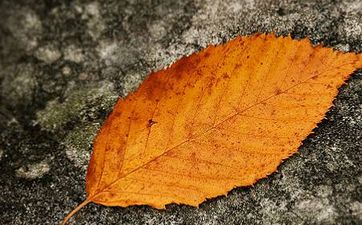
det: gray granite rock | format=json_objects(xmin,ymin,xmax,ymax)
[{"xmin": 0, "ymin": 0, "xmax": 361, "ymax": 224}]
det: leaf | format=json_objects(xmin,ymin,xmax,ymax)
[{"xmin": 61, "ymin": 33, "xmax": 362, "ymax": 224}]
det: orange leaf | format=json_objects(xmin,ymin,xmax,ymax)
[{"xmin": 61, "ymin": 33, "xmax": 362, "ymax": 224}]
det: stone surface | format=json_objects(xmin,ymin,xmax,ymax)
[
  {"xmin": 15, "ymin": 160, "xmax": 51, "ymax": 180},
  {"xmin": 0, "ymin": 0, "xmax": 361, "ymax": 224}
]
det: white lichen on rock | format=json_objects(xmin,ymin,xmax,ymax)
[
  {"xmin": 83, "ymin": 2, "xmax": 105, "ymax": 40},
  {"xmin": 121, "ymin": 72, "xmax": 144, "ymax": 97},
  {"xmin": 63, "ymin": 45, "xmax": 85, "ymax": 63},
  {"xmin": 6, "ymin": 7, "xmax": 42, "ymax": 51},
  {"xmin": 295, "ymin": 197, "xmax": 337, "ymax": 223},
  {"xmin": 16, "ymin": 160, "xmax": 50, "ymax": 180},
  {"xmin": 350, "ymin": 201, "xmax": 362, "ymax": 219},
  {"xmin": 0, "ymin": 149, "xmax": 3, "ymax": 161},
  {"xmin": 34, "ymin": 44, "xmax": 62, "ymax": 64}
]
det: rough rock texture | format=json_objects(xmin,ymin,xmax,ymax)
[{"xmin": 0, "ymin": 0, "xmax": 361, "ymax": 224}]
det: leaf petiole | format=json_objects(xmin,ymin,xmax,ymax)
[{"xmin": 61, "ymin": 198, "xmax": 92, "ymax": 225}]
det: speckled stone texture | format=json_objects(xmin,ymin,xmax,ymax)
[{"xmin": 0, "ymin": 0, "xmax": 361, "ymax": 224}]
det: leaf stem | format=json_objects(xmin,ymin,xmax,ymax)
[{"xmin": 61, "ymin": 198, "xmax": 91, "ymax": 225}]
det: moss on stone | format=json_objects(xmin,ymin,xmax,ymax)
[
  {"xmin": 36, "ymin": 81, "xmax": 117, "ymax": 131},
  {"xmin": 62, "ymin": 123, "xmax": 100, "ymax": 170}
]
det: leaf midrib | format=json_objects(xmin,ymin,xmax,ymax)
[{"xmin": 89, "ymin": 73, "xmax": 323, "ymax": 200}]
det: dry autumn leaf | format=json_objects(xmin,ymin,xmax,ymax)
[{"xmin": 61, "ymin": 33, "xmax": 362, "ymax": 224}]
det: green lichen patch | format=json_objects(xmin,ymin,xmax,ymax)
[
  {"xmin": 62, "ymin": 123, "xmax": 100, "ymax": 170},
  {"xmin": 35, "ymin": 81, "xmax": 117, "ymax": 131}
]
